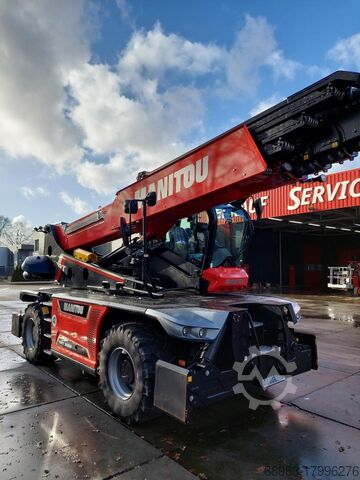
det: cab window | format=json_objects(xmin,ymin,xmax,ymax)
[{"xmin": 165, "ymin": 212, "xmax": 210, "ymax": 265}]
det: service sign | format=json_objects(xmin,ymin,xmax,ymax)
[{"xmin": 244, "ymin": 167, "xmax": 360, "ymax": 218}]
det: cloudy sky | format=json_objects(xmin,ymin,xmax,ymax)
[{"xmin": 1, "ymin": 0, "xmax": 360, "ymax": 227}]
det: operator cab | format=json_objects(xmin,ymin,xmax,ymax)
[
  {"xmin": 149, "ymin": 205, "xmax": 254, "ymax": 292},
  {"xmin": 165, "ymin": 205, "xmax": 252, "ymax": 269},
  {"xmin": 213, "ymin": 205, "xmax": 251, "ymax": 267},
  {"xmin": 97, "ymin": 200, "xmax": 259, "ymax": 294}
]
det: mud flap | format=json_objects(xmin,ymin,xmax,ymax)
[
  {"xmin": 292, "ymin": 331, "xmax": 318, "ymax": 372},
  {"xmin": 154, "ymin": 360, "xmax": 191, "ymax": 422},
  {"xmin": 11, "ymin": 312, "xmax": 23, "ymax": 337}
]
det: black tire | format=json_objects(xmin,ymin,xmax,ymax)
[
  {"xmin": 98, "ymin": 323, "xmax": 163, "ymax": 423},
  {"xmin": 22, "ymin": 303, "xmax": 54, "ymax": 365}
]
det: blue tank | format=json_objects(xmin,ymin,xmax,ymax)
[{"xmin": 22, "ymin": 255, "xmax": 55, "ymax": 280}]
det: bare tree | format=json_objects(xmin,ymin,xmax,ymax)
[
  {"xmin": 0, "ymin": 218, "xmax": 33, "ymax": 249},
  {"xmin": 0, "ymin": 215, "xmax": 10, "ymax": 238}
]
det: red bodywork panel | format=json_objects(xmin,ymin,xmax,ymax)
[
  {"xmin": 202, "ymin": 267, "xmax": 249, "ymax": 293},
  {"xmin": 57, "ymin": 253, "xmax": 125, "ymax": 284},
  {"xmin": 51, "ymin": 298, "xmax": 107, "ymax": 369},
  {"xmin": 54, "ymin": 126, "xmax": 271, "ymax": 251}
]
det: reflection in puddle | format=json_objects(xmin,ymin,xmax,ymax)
[{"xmin": 302, "ymin": 309, "xmax": 360, "ymax": 327}]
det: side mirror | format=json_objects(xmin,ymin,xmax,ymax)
[
  {"xmin": 253, "ymin": 198, "xmax": 263, "ymax": 221},
  {"xmin": 146, "ymin": 191, "xmax": 157, "ymax": 207},
  {"xmin": 124, "ymin": 199, "xmax": 138, "ymax": 214},
  {"xmin": 120, "ymin": 218, "xmax": 131, "ymax": 247}
]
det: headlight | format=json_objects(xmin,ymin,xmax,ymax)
[
  {"xmin": 182, "ymin": 326, "xmax": 192, "ymax": 336},
  {"xmin": 198, "ymin": 328, "xmax": 207, "ymax": 338}
]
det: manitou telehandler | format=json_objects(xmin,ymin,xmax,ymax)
[{"xmin": 12, "ymin": 71, "xmax": 360, "ymax": 422}]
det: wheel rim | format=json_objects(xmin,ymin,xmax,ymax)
[
  {"xmin": 108, "ymin": 347, "xmax": 135, "ymax": 400},
  {"xmin": 24, "ymin": 318, "xmax": 36, "ymax": 349}
]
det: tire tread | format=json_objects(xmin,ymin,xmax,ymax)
[
  {"xmin": 22, "ymin": 303, "xmax": 54, "ymax": 365},
  {"xmin": 98, "ymin": 323, "xmax": 163, "ymax": 424}
]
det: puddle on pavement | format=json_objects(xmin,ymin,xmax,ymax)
[
  {"xmin": 0, "ymin": 365, "xmax": 73, "ymax": 414},
  {"xmin": 132, "ymin": 397, "xmax": 359, "ymax": 480},
  {"xmin": 261, "ymin": 291, "xmax": 360, "ymax": 327},
  {"xmin": 301, "ymin": 310, "xmax": 360, "ymax": 327},
  {"xmin": 0, "ymin": 396, "xmax": 159, "ymax": 480},
  {"xmin": 293, "ymin": 299, "xmax": 360, "ymax": 327},
  {"xmin": 0, "ymin": 347, "xmax": 26, "ymax": 371}
]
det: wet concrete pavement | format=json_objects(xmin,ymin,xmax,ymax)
[
  {"xmin": 0, "ymin": 283, "xmax": 359, "ymax": 479},
  {"xmin": 0, "ymin": 284, "xmax": 195, "ymax": 480}
]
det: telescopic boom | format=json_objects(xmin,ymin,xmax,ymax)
[{"xmin": 54, "ymin": 71, "xmax": 360, "ymax": 251}]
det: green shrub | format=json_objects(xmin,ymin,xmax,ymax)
[{"xmin": 11, "ymin": 266, "xmax": 24, "ymax": 282}]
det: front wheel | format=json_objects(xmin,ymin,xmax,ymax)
[
  {"xmin": 98, "ymin": 323, "xmax": 163, "ymax": 423},
  {"xmin": 22, "ymin": 304, "xmax": 54, "ymax": 364}
]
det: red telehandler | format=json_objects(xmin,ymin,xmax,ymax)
[{"xmin": 12, "ymin": 71, "xmax": 360, "ymax": 422}]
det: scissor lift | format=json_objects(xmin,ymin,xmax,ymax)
[{"xmin": 328, "ymin": 265, "xmax": 360, "ymax": 296}]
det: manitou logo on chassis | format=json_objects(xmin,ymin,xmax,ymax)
[
  {"xmin": 59, "ymin": 301, "xmax": 89, "ymax": 318},
  {"xmin": 63, "ymin": 303, "xmax": 84, "ymax": 315},
  {"xmin": 135, "ymin": 156, "xmax": 209, "ymax": 202}
]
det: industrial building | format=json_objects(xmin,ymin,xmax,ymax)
[
  {"xmin": 14, "ymin": 243, "xmax": 34, "ymax": 268},
  {"xmin": 0, "ymin": 246, "xmax": 14, "ymax": 278},
  {"xmin": 248, "ymin": 167, "xmax": 360, "ymax": 289}
]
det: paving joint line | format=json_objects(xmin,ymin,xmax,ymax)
[
  {"xmin": 37, "ymin": 366, "xmax": 100, "ymax": 397},
  {"xmin": 287, "ymin": 371, "xmax": 358, "ymax": 401},
  {"xmin": 3, "ymin": 343, "xmax": 100, "ymax": 396},
  {"xmin": 288, "ymin": 402, "xmax": 360, "ymax": 432},
  {"xmin": 102, "ymin": 454, "xmax": 166, "ymax": 480},
  {"xmin": 318, "ymin": 364, "xmax": 360, "ymax": 375},
  {"xmin": 0, "ymin": 394, "xmax": 78, "ymax": 417},
  {"xmin": 80, "ymin": 393, "xmax": 177, "ymax": 459}
]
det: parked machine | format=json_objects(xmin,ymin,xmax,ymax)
[
  {"xmin": 12, "ymin": 71, "xmax": 360, "ymax": 423},
  {"xmin": 328, "ymin": 262, "xmax": 360, "ymax": 296}
]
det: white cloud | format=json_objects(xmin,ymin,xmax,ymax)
[
  {"xmin": 327, "ymin": 32, "xmax": 360, "ymax": 69},
  {"xmin": 21, "ymin": 186, "xmax": 49, "ymax": 199},
  {"xmin": 306, "ymin": 65, "xmax": 332, "ymax": 79},
  {"xmin": 68, "ymin": 42, "xmax": 205, "ymax": 193},
  {"xmin": 249, "ymin": 93, "xmax": 284, "ymax": 117},
  {"xmin": 0, "ymin": 5, "xmax": 305, "ymax": 198},
  {"xmin": 60, "ymin": 191, "xmax": 90, "ymax": 215},
  {"xmin": 68, "ymin": 19, "xmax": 301, "ymax": 194},
  {"xmin": 115, "ymin": 0, "xmax": 136, "ymax": 29},
  {"xmin": 13, "ymin": 214, "xmax": 26, "ymax": 224},
  {"xmin": 12, "ymin": 214, "xmax": 32, "ymax": 228},
  {"xmin": 266, "ymin": 50, "xmax": 299, "ymax": 79},
  {"xmin": 77, "ymin": 155, "xmax": 128, "ymax": 195},
  {"xmin": 117, "ymin": 22, "xmax": 223, "ymax": 91},
  {"xmin": 226, "ymin": 15, "xmax": 300, "ymax": 93},
  {"xmin": 0, "ymin": 0, "xmax": 88, "ymax": 170}
]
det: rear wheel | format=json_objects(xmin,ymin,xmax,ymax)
[
  {"xmin": 22, "ymin": 304, "xmax": 54, "ymax": 364},
  {"xmin": 98, "ymin": 323, "xmax": 163, "ymax": 423}
]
